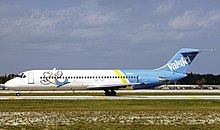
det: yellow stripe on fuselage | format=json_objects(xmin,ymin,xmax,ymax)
[{"xmin": 114, "ymin": 70, "xmax": 128, "ymax": 84}]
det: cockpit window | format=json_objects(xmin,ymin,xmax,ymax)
[{"xmin": 16, "ymin": 73, "xmax": 26, "ymax": 78}]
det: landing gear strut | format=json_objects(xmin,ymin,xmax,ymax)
[{"xmin": 104, "ymin": 90, "xmax": 116, "ymax": 96}]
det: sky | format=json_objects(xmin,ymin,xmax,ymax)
[{"xmin": 0, "ymin": 0, "xmax": 220, "ymax": 75}]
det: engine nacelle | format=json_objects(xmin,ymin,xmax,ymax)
[{"xmin": 138, "ymin": 76, "xmax": 169, "ymax": 85}]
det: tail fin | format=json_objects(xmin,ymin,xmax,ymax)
[{"xmin": 157, "ymin": 48, "xmax": 201, "ymax": 73}]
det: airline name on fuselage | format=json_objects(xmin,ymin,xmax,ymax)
[{"xmin": 167, "ymin": 57, "xmax": 188, "ymax": 71}]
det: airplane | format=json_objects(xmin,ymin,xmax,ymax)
[{"xmin": 1, "ymin": 48, "xmax": 214, "ymax": 96}]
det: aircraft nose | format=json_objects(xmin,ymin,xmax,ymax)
[{"xmin": 5, "ymin": 79, "xmax": 16, "ymax": 89}]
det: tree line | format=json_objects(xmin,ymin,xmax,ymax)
[
  {"xmin": 0, "ymin": 74, "xmax": 18, "ymax": 84},
  {"xmin": 0, "ymin": 73, "xmax": 220, "ymax": 85},
  {"xmin": 178, "ymin": 72, "xmax": 220, "ymax": 85}
]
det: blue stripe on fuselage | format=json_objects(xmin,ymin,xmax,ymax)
[{"xmin": 120, "ymin": 70, "xmax": 187, "ymax": 89}]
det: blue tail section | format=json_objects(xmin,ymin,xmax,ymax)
[{"xmin": 157, "ymin": 48, "xmax": 200, "ymax": 73}]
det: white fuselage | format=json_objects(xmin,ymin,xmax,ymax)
[{"xmin": 5, "ymin": 69, "xmax": 138, "ymax": 91}]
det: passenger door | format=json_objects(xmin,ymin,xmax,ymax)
[{"xmin": 28, "ymin": 72, "xmax": 34, "ymax": 84}]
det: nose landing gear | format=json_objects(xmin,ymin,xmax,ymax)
[{"xmin": 16, "ymin": 92, "xmax": 21, "ymax": 96}]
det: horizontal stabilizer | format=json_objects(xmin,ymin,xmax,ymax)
[
  {"xmin": 180, "ymin": 49, "xmax": 215, "ymax": 54},
  {"xmin": 197, "ymin": 49, "xmax": 216, "ymax": 53}
]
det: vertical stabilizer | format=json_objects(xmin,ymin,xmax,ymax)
[{"xmin": 157, "ymin": 48, "xmax": 200, "ymax": 73}]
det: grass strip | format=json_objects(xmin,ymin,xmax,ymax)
[{"xmin": 0, "ymin": 99, "xmax": 220, "ymax": 112}]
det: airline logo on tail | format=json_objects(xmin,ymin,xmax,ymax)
[{"xmin": 167, "ymin": 57, "xmax": 189, "ymax": 71}]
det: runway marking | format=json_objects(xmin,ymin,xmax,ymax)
[
  {"xmin": 189, "ymin": 96, "xmax": 198, "ymax": 100},
  {"xmin": 98, "ymin": 96, "xmax": 108, "ymax": 100},
  {"xmin": 7, "ymin": 96, "xmax": 15, "ymax": 100}
]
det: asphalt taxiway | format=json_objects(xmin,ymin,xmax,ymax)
[{"xmin": 1, "ymin": 95, "xmax": 220, "ymax": 100}]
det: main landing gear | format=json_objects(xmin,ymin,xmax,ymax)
[{"xmin": 104, "ymin": 89, "xmax": 116, "ymax": 96}]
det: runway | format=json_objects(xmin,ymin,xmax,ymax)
[
  {"xmin": 1, "ymin": 95, "xmax": 220, "ymax": 100},
  {"xmin": 0, "ymin": 90, "xmax": 220, "ymax": 93}
]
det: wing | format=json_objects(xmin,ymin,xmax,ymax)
[{"xmin": 87, "ymin": 83, "xmax": 141, "ymax": 89}]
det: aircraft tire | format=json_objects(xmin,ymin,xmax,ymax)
[
  {"xmin": 104, "ymin": 90, "xmax": 116, "ymax": 96},
  {"xmin": 104, "ymin": 90, "xmax": 111, "ymax": 96},
  {"xmin": 110, "ymin": 90, "xmax": 116, "ymax": 96},
  {"xmin": 16, "ymin": 93, "xmax": 21, "ymax": 96}
]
